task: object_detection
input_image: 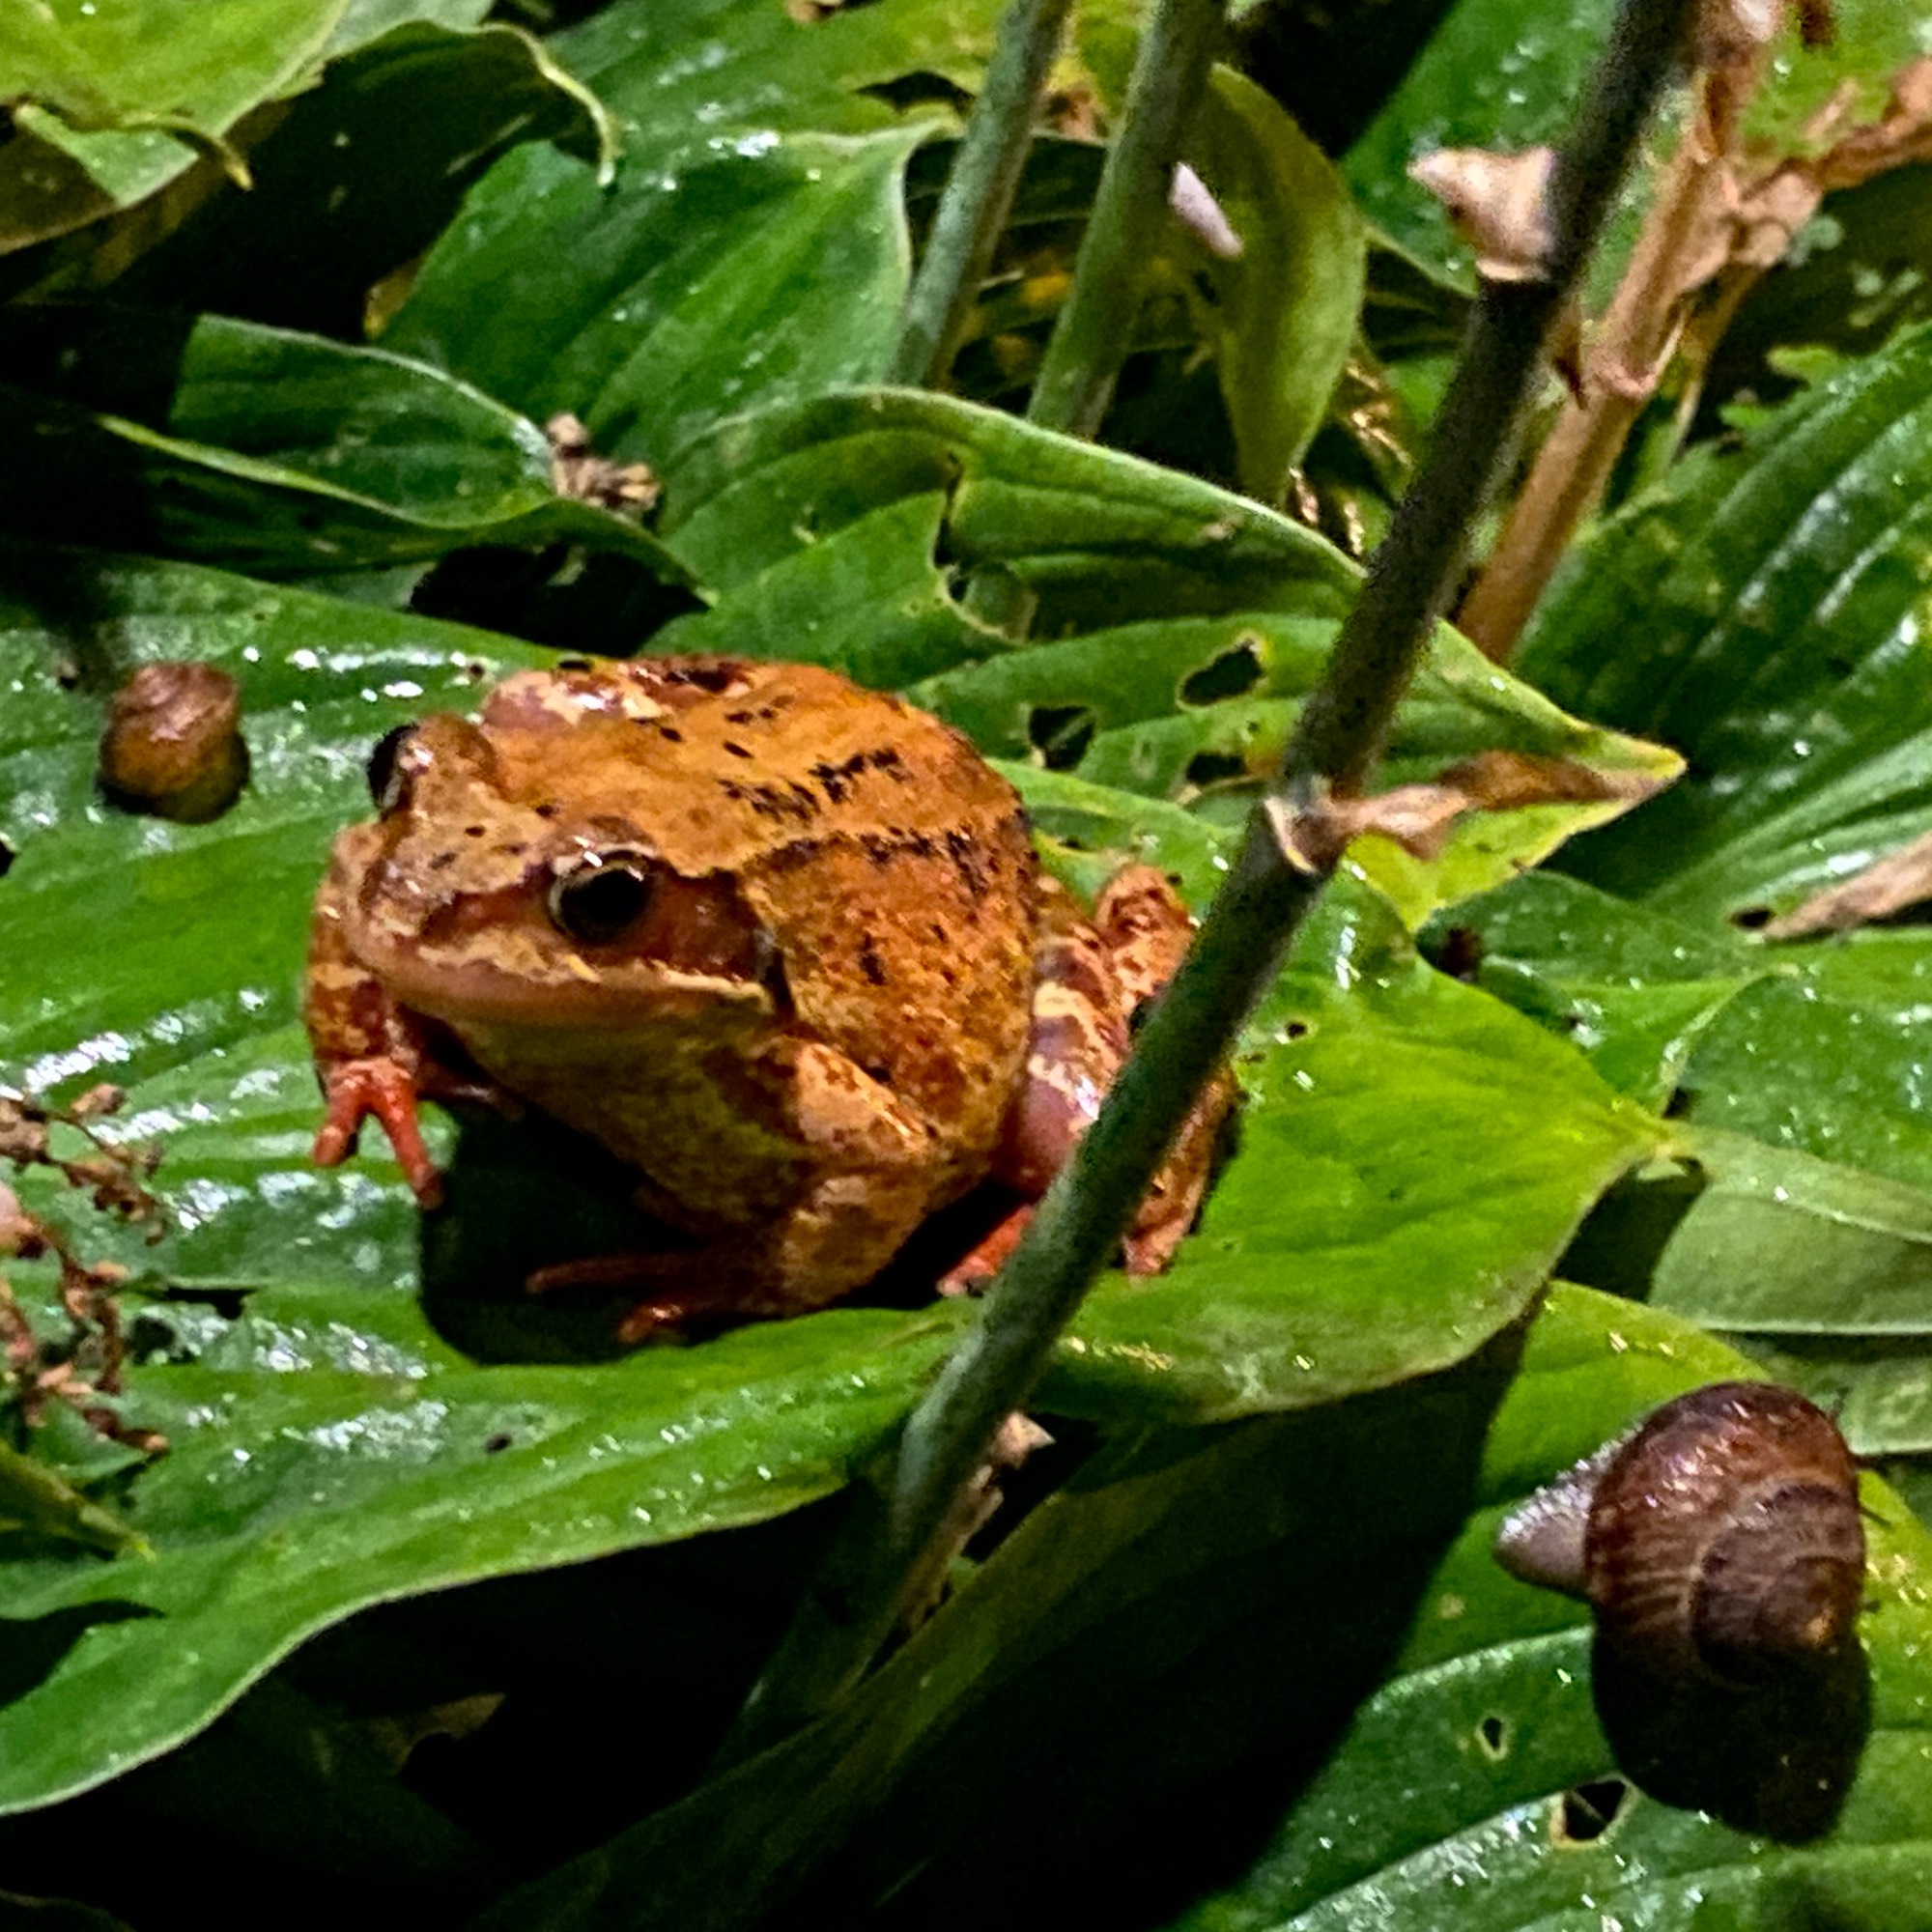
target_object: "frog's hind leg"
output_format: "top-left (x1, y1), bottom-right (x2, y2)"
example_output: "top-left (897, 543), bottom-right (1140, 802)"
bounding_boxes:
top-left (530, 1038), bottom-right (950, 1343)
top-left (941, 867), bottom-right (1231, 1292)
top-left (1096, 866), bottom-right (1235, 1273)
top-left (527, 1167), bottom-right (937, 1344)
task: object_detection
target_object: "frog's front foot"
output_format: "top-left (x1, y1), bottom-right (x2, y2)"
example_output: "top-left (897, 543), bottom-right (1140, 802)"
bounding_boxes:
top-left (313, 1058), bottom-right (443, 1208)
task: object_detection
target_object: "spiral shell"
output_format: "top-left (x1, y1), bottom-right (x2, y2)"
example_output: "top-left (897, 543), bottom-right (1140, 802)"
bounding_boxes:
top-left (1495, 1381), bottom-right (1865, 1685)
top-left (99, 661), bottom-right (246, 823)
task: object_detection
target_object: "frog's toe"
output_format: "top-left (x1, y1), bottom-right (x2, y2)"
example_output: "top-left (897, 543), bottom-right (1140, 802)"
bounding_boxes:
top-left (314, 1058), bottom-right (443, 1208)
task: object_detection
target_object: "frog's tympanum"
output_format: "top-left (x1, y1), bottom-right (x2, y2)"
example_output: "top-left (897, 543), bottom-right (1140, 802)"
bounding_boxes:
top-left (306, 656), bottom-right (1222, 1340)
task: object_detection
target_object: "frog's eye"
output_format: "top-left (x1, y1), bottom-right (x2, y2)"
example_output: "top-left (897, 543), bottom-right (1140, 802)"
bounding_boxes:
top-left (366, 724), bottom-right (417, 814)
top-left (548, 854), bottom-right (656, 945)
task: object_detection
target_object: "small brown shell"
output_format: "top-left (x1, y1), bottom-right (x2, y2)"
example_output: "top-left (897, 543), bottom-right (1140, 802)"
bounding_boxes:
top-left (99, 662), bottom-right (246, 823)
top-left (1584, 1381), bottom-right (1864, 1684)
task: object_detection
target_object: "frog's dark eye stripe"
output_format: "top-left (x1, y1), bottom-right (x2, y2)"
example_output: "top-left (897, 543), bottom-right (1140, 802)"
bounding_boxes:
top-left (548, 854), bottom-right (656, 945)
top-left (366, 724), bottom-right (417, 814)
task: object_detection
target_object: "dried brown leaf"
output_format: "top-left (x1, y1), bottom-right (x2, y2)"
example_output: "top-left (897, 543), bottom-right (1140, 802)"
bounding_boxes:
top-left (1407, 146), bottom-right (1556, 284)
top-left (1269, 754), bottom-right (1670, 872)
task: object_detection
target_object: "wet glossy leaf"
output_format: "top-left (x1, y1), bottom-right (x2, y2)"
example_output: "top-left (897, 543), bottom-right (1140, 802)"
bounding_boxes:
top-left (1520, 322), bottom-right (1932, 927)
top-left (1434, 871), bottom-right (1768, 1108)
top-left (1448, 872), bottom-right (1932, 1197)
top-left (1442, 874), bottom-right (1932, 1455)
top-left (485, 1288), bottom-right (1932, 1932)
top-left (1162, 1289), bottom-right (1932, 1932)
top-left (0, 310), bottom-right (691, 583)
top-left (0, 1282), bottom-right (962, 1815)
top-left (388, 127), bottom-right (930, 469)
top-left (0, 536), bottom-right (1662, 1808)
top-left (384, 0), bottom-right (1023, 463)
top-left (549, 0), bottom-right (1005, 135)
top-left (1037, 876), bottom-right (1668, 1424)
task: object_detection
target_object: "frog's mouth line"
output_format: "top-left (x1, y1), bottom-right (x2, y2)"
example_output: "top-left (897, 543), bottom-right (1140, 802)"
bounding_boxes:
top-left (349, 922), bottom-right (776, 1031)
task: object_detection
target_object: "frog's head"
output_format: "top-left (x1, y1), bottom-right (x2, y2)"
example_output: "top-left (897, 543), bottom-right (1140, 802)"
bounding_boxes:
top-left (341, 705), bottom-right (786, 1035)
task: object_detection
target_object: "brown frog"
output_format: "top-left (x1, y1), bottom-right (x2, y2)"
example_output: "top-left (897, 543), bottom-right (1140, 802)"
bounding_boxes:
top-left (305, 655), bottom-right (1222, 1340)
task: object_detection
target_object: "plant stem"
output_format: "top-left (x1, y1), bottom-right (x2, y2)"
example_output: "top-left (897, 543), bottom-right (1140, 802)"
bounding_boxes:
top-left (719, 0), bottom-right (1699, 1767)
top-left (1456, 41), bottom-right (1775, 663)
top-left (889, 0), bottom-right (1075, 389)
top-left (1025, 0), bottom-right (1224, 437)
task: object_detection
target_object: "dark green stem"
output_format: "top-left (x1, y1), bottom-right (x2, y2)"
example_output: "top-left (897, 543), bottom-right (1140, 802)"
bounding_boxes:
top-left (720, 0), bottom-right (1698, 1764)
top-left (889, 0), bottom-right (1075, 389)
top-left (1025, 0), bottom-right (1223, 437)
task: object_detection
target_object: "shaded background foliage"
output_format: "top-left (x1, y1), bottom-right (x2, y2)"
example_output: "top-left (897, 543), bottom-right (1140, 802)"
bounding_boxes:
top-left (4, 0), bottom-right (1932, 1926)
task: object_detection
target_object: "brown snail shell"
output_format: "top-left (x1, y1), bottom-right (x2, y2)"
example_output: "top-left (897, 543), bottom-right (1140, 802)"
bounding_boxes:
top-left (99, 661), bottom-right (246, 823)
top-left (1493, 1381), bottom-right (1865, 1685)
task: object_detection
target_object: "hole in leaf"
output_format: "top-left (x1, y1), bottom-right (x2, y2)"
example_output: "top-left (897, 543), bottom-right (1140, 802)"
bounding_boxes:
top-left (484, 1433), bottom-right (513, 1454)
top-left (1026, 705), bottom-right (1094, 770)
top-left (1284, 1019), bottom-right (1310, 1039)
top-left (1184, 750), bottom-right (1246, 788)
top-left (859, 70), bottom-right (971, 113)
top-left (1179, 638), bottom-right (1264, 706)
top-left (1431, 926), bottom-right (1484, 980)
top-left (0, 837), bottom-right (13, 880)
top-left (1476, 1714), bottom-right (1510, 1760)
top-left (1730, 905), bottom-right (1773, 930)
top-left (1554, 1776), bottom-right (1631, 1846)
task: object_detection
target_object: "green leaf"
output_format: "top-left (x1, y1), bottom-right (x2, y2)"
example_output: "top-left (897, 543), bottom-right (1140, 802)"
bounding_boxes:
top-left (381, 0), bottom-right (1051, 463)
top-left (474, 1312), bottom-right (1533, 1932)
top-left (1434, 871), bottom-right (1769, 1108)
top-left (387, 127), bottom-right (930, 469)
top-left (1648, 1132), bottom-right (1932, 1334)
top-left (658, 386), bottom-right (1679, 922)
top-left (79, 22), bottom-right (618, 336)
top-left (1448, 875), bottom-right (1932, 1197)
top-left (0, 310), bottom-right (692, 582)
top-left (0, 1), bottom-right (525, 255)
top-left (0, 536), bottom-right (1662, 1806)
top-left (0, 1282), bottom-right (963, 1815)
top-left (1037, 876), bottom-right (1668, 1425)
top-left (547, 0), bottom-right (1006, 137)
top-left (1519, 321), bottom-right (1932, 926)
top-left (1179, 68), bottom-right (1367, 502)
top-left (0, 0), bottom-right (343, 138)
top-left (1165, 1288), bottom-right (1932, 1932)
top-left (1439, 874), bottom-right (1932, 1455)
top-left (1344, 0), bottom-right (1932, 293)
top-left (484, 1288), bottom-right (1932, 1932)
